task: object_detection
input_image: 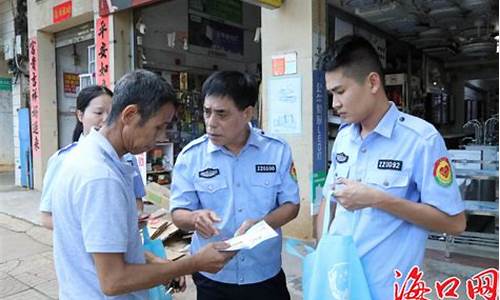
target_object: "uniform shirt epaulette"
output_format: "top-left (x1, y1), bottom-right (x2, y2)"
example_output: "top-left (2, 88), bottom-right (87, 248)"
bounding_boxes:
top-left (255, 129), bottom-right (286, 145)
top-left (397, 112), bottom-right (438, 140)
top-left (179, 135), bottom-right (209, 155)
top-left (338, 122), bottom-right (349, 132)
top-left (58, 142), bottom-right (78, 155)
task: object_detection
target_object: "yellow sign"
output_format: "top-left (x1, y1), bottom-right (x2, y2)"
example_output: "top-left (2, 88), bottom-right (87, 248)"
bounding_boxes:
top-left (242, 0), bottom-right (283, 9)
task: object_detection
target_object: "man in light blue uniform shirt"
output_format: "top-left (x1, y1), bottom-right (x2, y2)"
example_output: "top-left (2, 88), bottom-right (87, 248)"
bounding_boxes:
top-left (52, 129), bottom-right (148, 299)
top-left (40, 142), bottom-right (145, 229)
top-left (51, 70), bottom-right (235, 299)
top-left (170, 71), bottom-right (300, 300)
top-left (317, 36), bottom-right (466, 300)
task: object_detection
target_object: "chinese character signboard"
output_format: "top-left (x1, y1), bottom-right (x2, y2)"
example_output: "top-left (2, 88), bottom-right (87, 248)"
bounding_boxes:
top-left (188, 14), bottom-right (244, 56)
top-left (0, 77), bottom-right (11, 91)
top-left (272, 57), bottom-right (285, 76)
top-left (95, 15), bottom-right (110, 88)
top-left (272, 52), bottom-right (297, 76)
top-left (29, 38), bottom-right (41, 158)
top-left (394, 266), bottom-right (498, 300)
top-left (311, 70), bottom-right (328, 214)
top-left (189, 0), bottom-right (242, 24)
top-left (53, 1), bottom-right (72, 24)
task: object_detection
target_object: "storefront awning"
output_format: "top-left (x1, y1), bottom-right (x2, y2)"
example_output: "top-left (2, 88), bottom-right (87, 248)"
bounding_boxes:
top-left (99, 0), bottom-right (161, 16)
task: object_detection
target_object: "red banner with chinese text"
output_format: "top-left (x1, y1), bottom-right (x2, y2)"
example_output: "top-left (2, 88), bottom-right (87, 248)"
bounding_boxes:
top-left (28, 37), bottom-right (41, 158)
top-left (95, 15), bottom-right (110, 88)
top-left (394, 266), bottom-right (498, 300)
top-left (53, 1), bottom-right (72, 24)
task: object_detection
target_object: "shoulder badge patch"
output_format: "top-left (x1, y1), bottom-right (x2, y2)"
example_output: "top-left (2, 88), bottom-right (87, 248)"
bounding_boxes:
top-left (336, 152), bottom-right (349, 164)
top-left (256, 164), bottom-right (277, 173)
top-left (198, 168), bottom-right (220, 179)
top-left (433, 157), bottom-right (453, 187)
top-left (289, 162), bottom-right (298, 183)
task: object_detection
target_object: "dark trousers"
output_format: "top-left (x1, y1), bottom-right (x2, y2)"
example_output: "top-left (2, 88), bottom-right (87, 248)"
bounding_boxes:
top-left (192, 269), bottom-right (291, 300)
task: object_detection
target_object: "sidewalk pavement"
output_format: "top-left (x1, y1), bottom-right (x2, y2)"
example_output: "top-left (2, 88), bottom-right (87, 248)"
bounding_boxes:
top-left (0, 213), bottom-right (57, 299)
top-left (0, 170), bottom-right (58, 299)
top-left (0, 184), bottom-right (302, 300)
top-left (0, 172), bottom-right (302, 299)
top-left (0, 171), bottom-right (497, 299)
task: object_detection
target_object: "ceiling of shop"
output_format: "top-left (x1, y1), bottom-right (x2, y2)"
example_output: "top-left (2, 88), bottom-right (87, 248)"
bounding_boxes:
top-left (328, 0), bottom-right (499, 61)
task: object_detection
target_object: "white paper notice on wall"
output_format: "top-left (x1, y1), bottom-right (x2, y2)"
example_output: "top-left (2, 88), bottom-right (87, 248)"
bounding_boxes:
top-left (272, 52), bottom-right (297, 76)
top-left (268, 75), bottom-right (302, 135)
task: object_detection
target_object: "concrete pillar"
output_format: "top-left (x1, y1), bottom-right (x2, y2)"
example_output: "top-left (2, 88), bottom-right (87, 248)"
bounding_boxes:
top-left (261, 0), bottom-right (326, 240)
top-left (27, 0), bottom-right (94, 189)
top-left (110, 10), bottom-right (133, 84)
top-left (29, 31), bottom-right (58, 190)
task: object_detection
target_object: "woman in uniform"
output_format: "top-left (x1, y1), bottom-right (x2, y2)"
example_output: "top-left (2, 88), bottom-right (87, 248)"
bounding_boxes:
top-left (39, 85), bottom-right (146, 228)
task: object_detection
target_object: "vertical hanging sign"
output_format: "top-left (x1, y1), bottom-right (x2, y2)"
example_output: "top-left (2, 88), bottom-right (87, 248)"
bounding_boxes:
top-left (311, 70), bottom-right (328, 214)
top-left (29, 38), bottom-right (41, 158)
top-left (95, 15), bottom-right (110, 88)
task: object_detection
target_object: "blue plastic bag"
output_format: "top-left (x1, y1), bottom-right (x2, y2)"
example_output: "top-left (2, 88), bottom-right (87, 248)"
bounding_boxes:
top-left (287, 191), bottom-right (372, 300)
top-left (143, 227), bottom-right (172, 300)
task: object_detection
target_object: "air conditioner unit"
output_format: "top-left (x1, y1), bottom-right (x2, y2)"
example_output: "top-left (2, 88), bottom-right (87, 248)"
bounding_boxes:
top-left (79, 73), bottom-right (95, 91)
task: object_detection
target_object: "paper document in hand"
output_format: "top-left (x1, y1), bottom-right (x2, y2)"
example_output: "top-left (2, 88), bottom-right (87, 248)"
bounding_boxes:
top-left (222, 221), bottom-right (278, 251)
